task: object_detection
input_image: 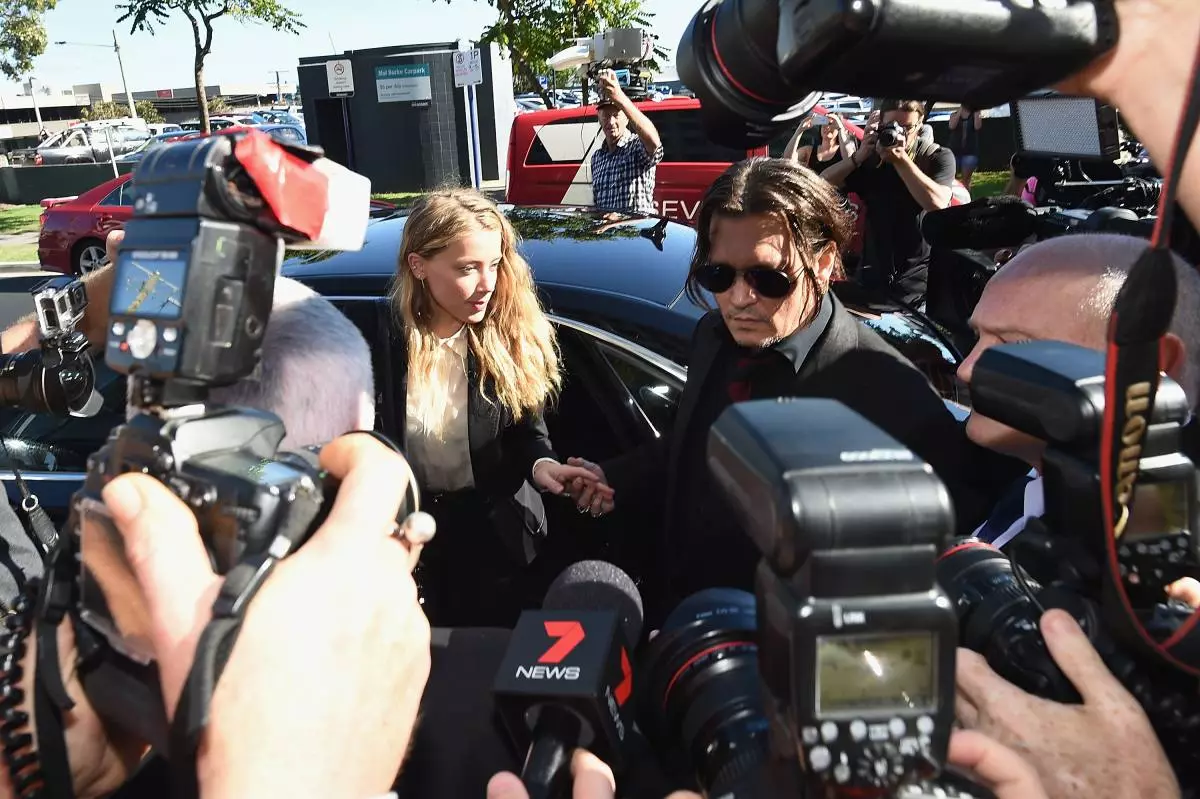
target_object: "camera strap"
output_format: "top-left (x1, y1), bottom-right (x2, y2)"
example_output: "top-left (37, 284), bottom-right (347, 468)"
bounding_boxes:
top-left (1099, 39), bottom-right (1200, 674)
top-left (168, 547), bottom-right (289, 798)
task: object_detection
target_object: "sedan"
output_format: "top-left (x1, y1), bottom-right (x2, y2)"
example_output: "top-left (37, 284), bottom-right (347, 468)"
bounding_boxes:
top-left (5, 207), bottom-right (960, 532)
top-left (38, 173), bottom-right (134, 275)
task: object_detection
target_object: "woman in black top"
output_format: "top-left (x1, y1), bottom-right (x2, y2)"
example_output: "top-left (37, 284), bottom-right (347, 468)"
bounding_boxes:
top-left (783, 112), bottom-right (857, 175)
top-left (391, 188), bottom-right (612, 627)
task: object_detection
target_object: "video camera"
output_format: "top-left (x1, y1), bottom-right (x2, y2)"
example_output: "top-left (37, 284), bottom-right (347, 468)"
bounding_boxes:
top-left (31, 129), bottom-right (414, 755)
top-left (638, 399), bottom-right (961, 797)
top-left (0, 276), bottom-right (100, 418)
top-left (549, 28), bottom-right (656, 101)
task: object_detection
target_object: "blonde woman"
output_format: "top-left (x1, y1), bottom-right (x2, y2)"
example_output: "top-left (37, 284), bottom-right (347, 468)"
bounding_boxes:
top-left (390, 188), bottom-right (611, 626)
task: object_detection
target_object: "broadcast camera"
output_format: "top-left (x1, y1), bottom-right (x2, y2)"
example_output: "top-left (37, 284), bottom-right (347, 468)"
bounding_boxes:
top-left (639, 399), bottom-right (962, 798)
top-left (549, 28), bottom-right (656, 101)
top-left (0, 276), bottom-right (100, 418)
top-left (30, 129), bottom-right (415, 756)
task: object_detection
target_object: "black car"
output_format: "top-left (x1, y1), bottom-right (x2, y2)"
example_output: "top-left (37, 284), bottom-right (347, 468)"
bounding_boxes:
top-left (0, 207), bottom-right (961, 535)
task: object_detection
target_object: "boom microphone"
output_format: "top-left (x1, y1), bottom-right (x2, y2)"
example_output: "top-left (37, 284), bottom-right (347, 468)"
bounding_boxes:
top-left (493, 561), bottom-right (643, 799)
top-left (921, 195), bottom-right (1041, 250)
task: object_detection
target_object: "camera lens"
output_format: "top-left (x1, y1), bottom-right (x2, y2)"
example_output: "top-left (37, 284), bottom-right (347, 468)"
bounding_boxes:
top-left (935, 539), bottom-right (1089, 702)
top-left (879, 123), bottom-right (905, 149)
top-left (640, 588), bottom-right (769, 795)
top-left (677, 0), bottom-right (820, 149)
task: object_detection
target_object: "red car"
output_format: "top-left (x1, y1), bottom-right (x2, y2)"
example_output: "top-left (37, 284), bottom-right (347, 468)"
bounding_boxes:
top-left (39, 165), bottom-right (398, 276)
top-left (38, 173), bottom-right (134, 275)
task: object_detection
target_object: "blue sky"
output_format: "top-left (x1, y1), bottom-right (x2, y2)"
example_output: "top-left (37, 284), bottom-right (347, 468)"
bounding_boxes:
top-left (2, 0), bottom-right (694, 93)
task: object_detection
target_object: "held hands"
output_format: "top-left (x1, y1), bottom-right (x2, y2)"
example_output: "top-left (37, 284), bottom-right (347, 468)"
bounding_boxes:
top-left (101, 434), bottom-right (431, 798)
top-left (564, 457), bottom-right (615, 517)
top-left (533, 458), bottom-right (615, 507)
top-left (955, 609), bottom-right (1180, 799)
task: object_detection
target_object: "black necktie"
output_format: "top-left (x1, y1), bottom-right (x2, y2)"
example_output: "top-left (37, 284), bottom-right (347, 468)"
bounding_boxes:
top-left (728, 348), bottom-right (789, 402)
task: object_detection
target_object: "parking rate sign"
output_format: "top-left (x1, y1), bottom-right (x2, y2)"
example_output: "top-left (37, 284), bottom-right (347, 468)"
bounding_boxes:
top-left (453, 49), bottom-right (483, 88)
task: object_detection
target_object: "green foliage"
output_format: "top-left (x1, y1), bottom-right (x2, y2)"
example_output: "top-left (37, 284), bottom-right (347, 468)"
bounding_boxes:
top-left (136, 99), bottom-right (165, 122)
top-left (117, 0), bottom-right (304, 132)
top-left (0, 0), bottom-right (58, 82)
top-left (207, 94), bottom-right (229, 113)
top-left (442, 0), bottom-right (668, 105)
top-left (79, 99), bottom-right (165, 123)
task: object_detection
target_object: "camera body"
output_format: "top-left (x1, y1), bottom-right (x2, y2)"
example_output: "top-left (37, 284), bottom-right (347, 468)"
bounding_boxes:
top-left (549, 28), bottom-right (655, 101)
top-left (0, 276), bottom-right (98, 417)
top-left (877, 121), bottom-right (907, 150)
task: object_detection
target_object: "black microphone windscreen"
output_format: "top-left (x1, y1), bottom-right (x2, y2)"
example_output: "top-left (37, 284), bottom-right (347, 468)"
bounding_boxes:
top-left (922, 195), bottom-right (1039, 250)
top-left (542, 560), bottom-right (644, 644)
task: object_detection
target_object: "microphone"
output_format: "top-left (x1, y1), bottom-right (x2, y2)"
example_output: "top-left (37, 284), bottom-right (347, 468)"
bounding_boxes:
top-left (921, 195), bottom-right (1041, 250)
top-left (493, 561), bottom-right (643, 799)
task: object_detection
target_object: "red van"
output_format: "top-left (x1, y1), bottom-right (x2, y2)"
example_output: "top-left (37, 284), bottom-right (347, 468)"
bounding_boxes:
top-left (506, 97), bottom-right (872, 252)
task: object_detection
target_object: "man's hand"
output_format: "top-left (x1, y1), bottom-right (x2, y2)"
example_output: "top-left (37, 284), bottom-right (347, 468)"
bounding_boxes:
top-left (955, 609), bottom-right (1179, 799)
top-left (533, 459), bottom-right (615, 501)
top-left (877, 141), bottom-right (909, 165)
top-left (946, 729), bottom-right (1049, 799)
top-left (104, 229), bottom-right (124, 266)
top-left (103, 434), bottom-right (432, 798)
top-left (486, 750), bottom-right (700, 799)
top-left (596, 69), bottom-right (626, 106)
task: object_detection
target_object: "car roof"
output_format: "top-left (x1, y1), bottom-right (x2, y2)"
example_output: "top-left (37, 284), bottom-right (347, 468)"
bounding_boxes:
top-left (283, 206), bottom-right (699, 312)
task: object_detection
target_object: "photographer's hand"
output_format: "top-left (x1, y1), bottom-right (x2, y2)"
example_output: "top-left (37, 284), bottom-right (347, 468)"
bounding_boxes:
top-left (486, 750), bottom-right (700, 799)
top-left (103, 434), bottom-right (431, 798)
top-left (955, 609), bottom-right (1180, 799)
top-left (946, 729), bottom-right (1049, 799)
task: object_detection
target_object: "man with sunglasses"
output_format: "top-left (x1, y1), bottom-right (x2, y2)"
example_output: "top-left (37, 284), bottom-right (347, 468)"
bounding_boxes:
top-left (566, 157), bottom-right (1020, 623)
top-left (822, 99), bottom-right (956, 308)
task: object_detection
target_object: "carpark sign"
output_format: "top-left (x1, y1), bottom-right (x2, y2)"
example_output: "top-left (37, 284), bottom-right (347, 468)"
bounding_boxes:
top-left (453, 49), bottom-right (483, 88)
top-left (326, 59), bottom-right (355, 98)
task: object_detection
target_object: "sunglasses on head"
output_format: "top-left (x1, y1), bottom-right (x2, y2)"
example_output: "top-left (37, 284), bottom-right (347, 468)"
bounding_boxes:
top-left (694, 263), bottom-right (796, 299)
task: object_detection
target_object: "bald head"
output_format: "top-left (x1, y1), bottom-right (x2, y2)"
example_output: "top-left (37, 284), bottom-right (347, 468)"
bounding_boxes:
top-left (959, 233), bottom-right (1200, 465)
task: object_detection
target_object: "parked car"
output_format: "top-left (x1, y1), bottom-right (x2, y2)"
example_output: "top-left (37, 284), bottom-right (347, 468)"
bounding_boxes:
top-left (38, 169), bottom-right (398, 276)
top-left (28, 124), bottom-right (149, 165)
top-left (180, 118), bottom-right (240, 132)
top-left (6, 207), bottom-right (959, 529)
top-left (37, 174), bottom-right (135, 275)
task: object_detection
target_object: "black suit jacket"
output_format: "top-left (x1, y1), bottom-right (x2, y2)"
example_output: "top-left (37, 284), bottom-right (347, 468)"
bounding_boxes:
top-left (605, 298), bottom-right (1022, 610)
top-left (388, 326), bottom-right (556, 562)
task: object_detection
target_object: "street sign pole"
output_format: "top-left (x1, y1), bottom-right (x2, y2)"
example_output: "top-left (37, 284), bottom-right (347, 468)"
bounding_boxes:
top-left (454, 47), bottom-right (485, 190)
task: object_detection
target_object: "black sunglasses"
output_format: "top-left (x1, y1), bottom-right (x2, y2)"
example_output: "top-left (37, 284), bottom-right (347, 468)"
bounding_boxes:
top-left (694, 263), bottom-right (796, 299)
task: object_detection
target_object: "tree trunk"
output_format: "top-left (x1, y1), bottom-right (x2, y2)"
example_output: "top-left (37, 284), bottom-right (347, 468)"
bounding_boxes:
top-left (517, 58), bottom-right (553, 107)
top-left (195, 60), bottom-right (210, 134)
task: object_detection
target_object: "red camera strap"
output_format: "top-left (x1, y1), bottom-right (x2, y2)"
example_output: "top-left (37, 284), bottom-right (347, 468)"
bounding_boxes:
top-left (1100, 40), bottom-right (1200, 674)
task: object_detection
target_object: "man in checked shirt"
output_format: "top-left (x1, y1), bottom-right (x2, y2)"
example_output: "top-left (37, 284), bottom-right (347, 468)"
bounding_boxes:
top-left (590, 68), bottom-right (664, 215)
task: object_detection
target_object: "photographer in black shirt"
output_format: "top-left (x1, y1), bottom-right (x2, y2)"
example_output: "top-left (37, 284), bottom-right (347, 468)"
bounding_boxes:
top-left (822, 99), bottom-right (955, 307)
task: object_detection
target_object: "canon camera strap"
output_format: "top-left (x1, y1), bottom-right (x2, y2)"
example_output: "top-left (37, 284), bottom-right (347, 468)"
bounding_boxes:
top-left (1100, 41), bottom-right (1200, 674)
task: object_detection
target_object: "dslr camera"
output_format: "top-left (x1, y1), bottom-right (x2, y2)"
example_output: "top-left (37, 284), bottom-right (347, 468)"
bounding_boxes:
top-left (35, 129), bottom-right (414, 753)
top-left (877, 121), bottom-right (907, 150)
top-left (639, 399), bottom-right (959, 798)
top-left (939, 341), bottom-right (1200, 786)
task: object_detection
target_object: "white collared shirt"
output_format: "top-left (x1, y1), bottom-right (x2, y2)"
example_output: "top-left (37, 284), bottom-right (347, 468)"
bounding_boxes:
top-left (406, 327), bottom-right (475, 493)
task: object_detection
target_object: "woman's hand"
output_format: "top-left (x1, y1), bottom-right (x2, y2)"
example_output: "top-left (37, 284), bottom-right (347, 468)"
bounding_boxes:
top-left (533, 459), bottom-right (615, 503)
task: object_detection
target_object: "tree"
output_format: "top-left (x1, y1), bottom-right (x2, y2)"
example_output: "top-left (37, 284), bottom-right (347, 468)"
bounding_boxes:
top-left (0, 0), bottom-right (58, 82)
top-left (207, 93), bottom-right (229, 113)
top-left (117, 0), bottom-right (304, 133)
top-left (81, 99), bottom-right (166, 123)
top-left (441, 0), bottom-right (667, 108)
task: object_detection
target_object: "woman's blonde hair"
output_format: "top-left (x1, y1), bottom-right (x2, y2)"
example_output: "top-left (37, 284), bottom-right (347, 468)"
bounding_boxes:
top-left (390, 187), bottom-right (560, 421)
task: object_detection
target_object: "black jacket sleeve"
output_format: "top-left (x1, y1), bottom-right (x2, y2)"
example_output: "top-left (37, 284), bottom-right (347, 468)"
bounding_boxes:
top-left (502, 407), bottom-right (557, 484)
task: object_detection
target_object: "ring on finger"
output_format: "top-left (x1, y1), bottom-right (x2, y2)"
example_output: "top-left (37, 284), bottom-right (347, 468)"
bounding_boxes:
top-left (393, 511), bottom-right (437, 546)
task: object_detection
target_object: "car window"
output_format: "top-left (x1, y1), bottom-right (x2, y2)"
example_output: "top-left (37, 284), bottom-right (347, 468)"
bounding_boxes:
top-left (524, 107), bottom-right (747, 167)
top-left (98, 181), bottom-right (131, 207)
top-left (272, 127), bottom-right (301, 142)
top-left (62, 131), bottom-right (86, 148)
top-left (593, 341), bottom-right (681, 436)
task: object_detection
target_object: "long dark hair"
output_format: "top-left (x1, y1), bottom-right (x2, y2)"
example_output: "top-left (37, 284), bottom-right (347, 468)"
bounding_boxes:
top-left (685, 157), bottom-right (853, 310)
